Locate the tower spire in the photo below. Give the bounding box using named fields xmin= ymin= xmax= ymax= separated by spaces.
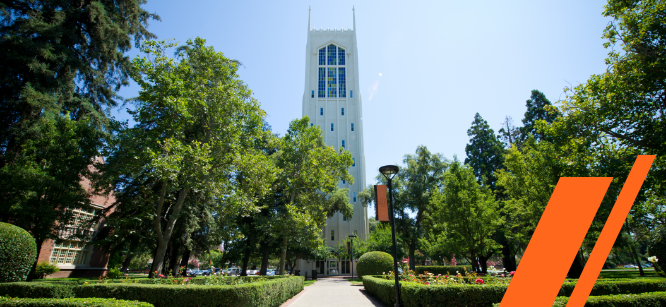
xmin=353 ymin=6 xmax=356 ymax=31
xmin=308 ymin=6 xmax=311 ymax=32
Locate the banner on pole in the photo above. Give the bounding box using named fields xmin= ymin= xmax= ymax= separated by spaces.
xmin=374 ymin=185 xmax=389 ymax=222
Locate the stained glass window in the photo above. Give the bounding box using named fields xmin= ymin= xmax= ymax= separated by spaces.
xmin=338 ymin=48 xmax=345 ymax=65
xmin=353 ymin=158 xmax=356 ymax=166
xmin=327 ymin=44 xmax=337 ymax=65
xmin=350 ymin=90 xmax=353 ymax=98
xmin=341 ymin=108 xmax=344 ymax=115
xmin=338 ymin=67 xmax=346 ymax=97
xmin=319 ymin=48 xmax=326 ymax=65
xmin=331 ymin=123 xmax=334 ymax=131
xmin=327 ymin=68 xmax=337 ymax=98
xmin=318 ymin=68 xmax=325 ymax=98
xmin=353 ymin=192 xmax=357 ymax=202
xmin=342 ymin=140 xmax=345 ymax=149
xmin=320 ymin=108 xmax=323 ymax=115
xmin=351 ymin=123 xmax=354 ymax=131
xmin=311 ymin=90 xmax=314 ymax=98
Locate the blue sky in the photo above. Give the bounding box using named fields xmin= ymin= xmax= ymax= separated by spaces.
xmin=115 ymin=0 xmax=612 ymax=186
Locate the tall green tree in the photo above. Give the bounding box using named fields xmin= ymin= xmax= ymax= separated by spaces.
xmin=519 ymin=90 xmax=559 ymax=142
xmin=427 ymin=160 xmax=502 ymax=273
xmin=465 ymin=112 xmax=504 ymax=190
xmin=109 ymin=38 xmax=276 ymax=276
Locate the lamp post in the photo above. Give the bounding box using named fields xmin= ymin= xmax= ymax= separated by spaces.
xmin=379 ymin=165 xmax=401 ymax=307
xmin=349 ymin=234 xmax=357 ymax=281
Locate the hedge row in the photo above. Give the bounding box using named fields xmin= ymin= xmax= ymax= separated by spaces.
xmin=551 ymin=291 xmax=666 ymax=307
xmin=414 ymin=266 xmax=472 ymax=276
xmin=0 ymin=297 xmax=153 ymax=307
xmin=362 ymin=276 xmax=666 ymax=307
xmin=0 ymin=276 xmax=304 ymax=307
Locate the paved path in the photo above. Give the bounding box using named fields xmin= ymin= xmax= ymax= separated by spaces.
xmin=282 ymin=277 xmax=385 ymax=307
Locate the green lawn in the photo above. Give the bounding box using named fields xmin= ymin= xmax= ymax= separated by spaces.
xmin=304 ymin=280 xmax=317 ymax=287
xmin=599 ymin=268 xmax=662 ymax=279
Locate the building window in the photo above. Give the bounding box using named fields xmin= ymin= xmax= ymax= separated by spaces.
xmin=352 ymin=158 xmax=355 ymax=167
xmin=341 ymin=140 xmax=345 ymax=149
xmin=311 ymin=123 xmax=314 ymax=127
xmin=338 ymin=47 xmax=345 ymax=65
xmin=50 ymin=240 xmax=92 ymax=265
xmin=353 ymin=192 xmax=357 ymax=203
xmin=320 ymin=108 xmax=323 ymax=116
xmin=354 ymin=230 xmax=358 ymax=236
xmin=327 ymin=68 xmax=337 ymax=98
xmin=327 ymin=44 xmax=337 ymax=65
xmin=350 ymin=90 xmax=353 ymax=98
xmin=342 ymin=180 xmax=346 ymax=184
xmin=343 ymin=215 xmax=347 ymax=221
xmin=319 ymin=48 xmax=326 ymax=65
xmin=341 ymin=108 xmax=344 ymax=116
xmin=311 ymin=90 xmax=314 ymax=98
xmin=351 ymin=123 xmax=354 ymax=131
xmin=331 ymin=230 xmax=335 ymax=241
xmin=318 ymin=68 xmax=326 ymax=97
xmin=339 ymin=67 xmax=346 ymax=97
xmin=331 ymin=123 xmax=334 ymax=131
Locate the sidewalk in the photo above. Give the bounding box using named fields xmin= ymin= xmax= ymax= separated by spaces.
xmin=282 ymin=276 xmax=385 ymax=307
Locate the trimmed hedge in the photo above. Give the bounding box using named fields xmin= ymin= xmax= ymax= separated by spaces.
xmin=552 ymin=291 xmax=666 ymax=307
xmin=414 ymin=266 xmax=473 ymax=276
xmin=357 ymin=251 xmax=394 ymax=278
xmin=362 ymin=276 xmax=666 ymax=307
xmin=0 ymin=297 xmax=153 ymax=307
xmin=0 ymin=223 xmax=37 ymax=282
xmin=0 ymin=276 xmax=304 ymax=307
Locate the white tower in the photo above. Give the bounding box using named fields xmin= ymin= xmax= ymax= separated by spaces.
xmin=296 ymin=7 xmax=367 ymax=277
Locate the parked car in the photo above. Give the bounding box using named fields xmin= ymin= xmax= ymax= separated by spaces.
xmin=266 ymin=269 xmax=275 ymax=276
xmin=226 ymin=268 xmax=240 ymax=276
xmin=246 ymin=270 xmax=258 ymax=275
xmin=624 ymin=264 xmax=638 ymax=268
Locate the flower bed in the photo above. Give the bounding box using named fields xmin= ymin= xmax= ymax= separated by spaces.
xmin=414 ymin=266 xmax=473 ymax=276
xmin=362 ymin=275 xmax=666 ymax=307
xmin=0 ymin=297 xmax=153 ymax=307
xmin=0 ymin=276 xmax=304 ymax=307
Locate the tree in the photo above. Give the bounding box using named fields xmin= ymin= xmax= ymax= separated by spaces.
xmin=109 ymin=38 xmax=276 ymax=276
xmin=465 ymin=112 xmax=504 ymax=190
xmin=0 ymin=0 xmax=157 ymax=279
xmin=498 ymin=116 xmax=521 ymax=149
xmin=428 ymin=160 xmax=502 ymax=273
xmin=519 ymin=90 xmax=559 ymax=142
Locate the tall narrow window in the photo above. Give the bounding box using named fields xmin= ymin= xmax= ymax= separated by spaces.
xmin=341 ymin=108 xmax=344 ymax=116
xmin=350 ymin=90 xmax=353 ymax=98
xmin=320 ymin=108 xmax=323 ymax=116
xmin=338 ymin=48 xmax=345 ymax=65
xmin=341 ymin=140 xmax=345 ymax=149
xmin=327 ymin=44 xmax=337 ymax=65
xmin=342 ymin=180 xmax=346 ymax=184
xmin=311 ymin=90 xmax=314 ymax=98
xmin=327 ymin=68 xmax=337 ymax=98
xmin=310 ymin=123 xmax=313 ymax=127
xmin=354 ymin=230 xmax=358 ymax=236
xmin=331 ymin=123 xmax=334 ymax=131
xmin=351 ymin=123 xmax=354 ymax=131
xmin=352 ymin=158 xmax=355 ymax=167
xmin=318 ymin=68 xmax=326 ymax=97
xmin=353 ymin=192 xmax=357 ymax=203
xmin=338 ymin=68 xmax=346 ymax=97
xmin=331 ymin=230 xmax=335 ymax=241
xmin=319 ymin=48 xmax=326 ymax=65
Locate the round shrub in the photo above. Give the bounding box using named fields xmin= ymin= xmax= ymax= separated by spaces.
xmin=356 ymin=251 xmax=394 ymax=278
xmin=0 ymin=222 xmax=37 ymax=282
xmin=36 ymin=261 xmax=60 ymax=279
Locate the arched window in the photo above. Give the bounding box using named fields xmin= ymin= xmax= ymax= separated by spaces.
xmin=338 ymin=48 xmax=345 ymax=65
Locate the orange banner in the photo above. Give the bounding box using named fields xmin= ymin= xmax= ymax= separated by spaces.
xmin=375 ymin=185 xmax=388 ymax=222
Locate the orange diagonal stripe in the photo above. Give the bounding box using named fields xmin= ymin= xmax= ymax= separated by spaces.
xmin=500 ymin=177 xmax=612 ymax=307
xmin=566 ymin=155 xmax=655 ymax=307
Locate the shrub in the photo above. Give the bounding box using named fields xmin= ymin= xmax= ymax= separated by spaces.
xmin=35 ymin=262 xmax=60 ymax=279
xmin=552 ymin=291 xmax=666 ymax=307
xmin=357 ymin=251 xmax=394 ymax=278
xmin=107 ymin=268 xmax=123 ymax=279
xmin=0 ymin=296 xmax=153 ymax=307
xmin=0 ymin=223 xmax=37 ymax=282
xmin=0 ymin=276 xmax=304 ymax=307
xmin=362 ymin=276 xmax=666 ymax=307
xmin=414 ymin=266 xmax=472 ymax=276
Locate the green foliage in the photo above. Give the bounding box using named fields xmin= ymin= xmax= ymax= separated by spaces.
xmin=519 ymin=90 xmax=559 ymax=143
xmin=107 ymin=268 xmax=123 ymax=280
xmin=34 ymin=262 xmax=59 ymax=279
xmin=0 ymin=223 xmax=37 ymax=282
xmin=648 ymin=226 xmax=666 ymax=275
xmin=356 ymin=252 xmax=394 ymax=278
xmin=363 ymin=276 xmax=666 ymax=307
xmin=0 ymin=297 xmax=153 ymax=307
xmin=552 ymin=292 xmax=666 ymax=307
xmin=464 ymin=112 xmax=504 ymax=189
xmin=414 ymin=266 xmax=471 ymax=276
xmin=0 ymin=276 xmax=303 ymax=307
xmin=364 ymin=224 xmax=406 ymax=259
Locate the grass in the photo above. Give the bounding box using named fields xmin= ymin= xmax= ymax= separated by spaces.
xmin=304 ymin=280 xmax=317 ymax=287
xmin=599 ymin=268 xmax=662 ymax=279
xmin=344 ymin=277 xmax=363 ymax=285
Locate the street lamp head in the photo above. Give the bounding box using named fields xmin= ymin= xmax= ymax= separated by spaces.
xmin=379 ymin=165 xmax=399 ymax=180
xmin=348 ymin=234 xmax=357 ymax=238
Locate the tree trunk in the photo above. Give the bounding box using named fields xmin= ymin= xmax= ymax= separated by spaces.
xmin=470 ymin=250 xmax=478 ymax=273
xmin=289 ymin=255 xmax=298 ymax=275
xmin=240 ymin=237 xmax=252 ymax=276
xmin=408 ymin=240 xmax=416 ymax=271
xmin=279 ymin=236 xmax=288 ymax=275
xmin=478 ymin=254 xmax=489 ymax=273
xmin=567 ymin=250 xmax=585 ymax=278
xmin=150 ymin=185 xmax=191 ymax=277
xmin=260 ymin=244 xmax=270 ymax=275
xmin=120 ymin=254 xmax=134 ymax=273
xmin=27 ymin=240 xmax=43 ymax=281
xmin=501 ymin=241 xmax=517 ymax=272
xmin=628 ymin=240 xmax=645 ymax=276
xmin=170 ymin=245 xmax=180 ymax=277
xmin=179 ymin=249 xmax=191 ymax=274
xmin=161 ymin=242 xmax=171 ymax=276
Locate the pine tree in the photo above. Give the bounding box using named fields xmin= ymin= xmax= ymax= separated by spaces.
xmin=519 ymin=90 xmax=559 ymax=142
xmin=464 ymin=113 xmax=504 ymax=190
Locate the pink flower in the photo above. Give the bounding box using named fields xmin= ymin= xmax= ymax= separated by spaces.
xmin=475 ymin=278 xmax=484 ymax=284
xmin=501 ymin=274 xmax=505 ymax=277
xmin=425 ymin=282 xmax=429 ymax=285
xmin=509 ymin=271 xmax=515 ymax=276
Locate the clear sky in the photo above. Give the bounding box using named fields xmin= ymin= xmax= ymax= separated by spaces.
xmin=115 ymin=0 xmax=612 ymax=186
